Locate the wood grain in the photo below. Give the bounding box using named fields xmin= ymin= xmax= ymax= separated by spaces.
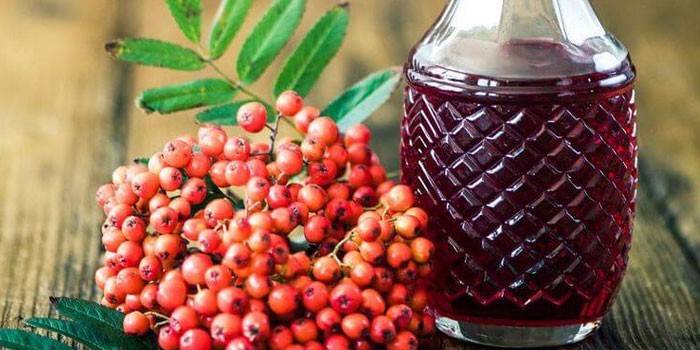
xmin=0 ymin=1 xmax=698 ymax=349
xmin=0 ymin=0 xmax=134 ymax=327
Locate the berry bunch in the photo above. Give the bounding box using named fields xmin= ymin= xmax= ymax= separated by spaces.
xmin=95 ymin=91 xmax=435 ymax=350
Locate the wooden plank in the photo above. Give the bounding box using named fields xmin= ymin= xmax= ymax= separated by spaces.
xmin=592 ymin=0 xmax=700 ymax=260
xmin=0 ymin=0 xmax=134 ymax=327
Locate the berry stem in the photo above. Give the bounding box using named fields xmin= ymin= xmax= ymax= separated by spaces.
xmin=268 ymin=113 xmax=282 ymax=159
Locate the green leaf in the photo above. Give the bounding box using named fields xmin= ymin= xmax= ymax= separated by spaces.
xmin=105 ymin=38 xmax=204 ymax=71
xmin=237 ymin=0 xmax=306 ymax=84
xmin=274 ymin=6 xmax=348 ymax=97
xmin=51 ymin=297 xmax=124 ymax=331
xmin=134 ymin=157 xmax=149 ymax=165
xmin=209 ymin=0 xmax=253 ymax=59
xmin=196 ymin=100 xmax=252 ymax=125
xmin=288 ymin=226 xmax=310 ymax=253
xmin=322 ymin=69 xmax=402 ymax=132
xmin=137 ymin=79 xmax=237 ymax=114
xmin=165 ymin=0 xmax=202 ymax=43
xmin=26 ymin=318 xmax=147 ymax=350
xmin=0 ymin=329 xmax=71 ymax=350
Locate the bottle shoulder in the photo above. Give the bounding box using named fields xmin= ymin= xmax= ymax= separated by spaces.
xmin=405 ymin=48 xmax=636 ymax=102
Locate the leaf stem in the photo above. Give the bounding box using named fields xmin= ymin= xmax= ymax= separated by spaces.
xmin=205 ymin=60 xmax=269 ymax=104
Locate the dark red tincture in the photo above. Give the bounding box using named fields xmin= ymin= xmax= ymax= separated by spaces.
xmin=401 ymin=55 xmax=637 ymax=327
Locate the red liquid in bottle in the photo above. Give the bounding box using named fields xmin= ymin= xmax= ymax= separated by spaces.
xmin=401 ymin=40 xmax=637 ymax=328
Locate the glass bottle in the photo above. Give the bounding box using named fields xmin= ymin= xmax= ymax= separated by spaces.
xmin=400 ymin=0 xmax=637 ymax=347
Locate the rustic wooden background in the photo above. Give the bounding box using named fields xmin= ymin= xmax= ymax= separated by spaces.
xmin=0 ymin=0 xmax=699 ymax=349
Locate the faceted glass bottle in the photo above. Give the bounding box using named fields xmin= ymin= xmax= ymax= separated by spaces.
xmin=400 ymin=0 xmax=637 ymax=347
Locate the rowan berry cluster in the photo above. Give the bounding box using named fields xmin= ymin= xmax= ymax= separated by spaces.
xmin=95 ymin=91 xmax=435 ymax=350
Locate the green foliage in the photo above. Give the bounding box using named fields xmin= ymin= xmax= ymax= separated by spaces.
xmin=165 ymin=0 xmax=202 ymax=43
xmin=196 ymin=100 xmax=253 ymax=125
xmin=274 ymin=6 xmax=349 ymax=97
xmin=237 ymin=0 xmax=306 ymax=84
xmin=0 ymin=329 xmax=71 ymax=350
xmin=25 ymin=318 xmax=148 ymax=350
xmin=51 ymin=297 xmax=124 ymax=331
xmin=209 ymin=0 xmax=253 ymax=59
xmin=138 ymin=79 xmax=237 ymax=114
xmin=105 ymin=38 xmax=204 ymax=71
xmin=323 ymin=69 xmax=402 ymax=131
xmin=103 ymin=0 xmax=399 ymax=124
xmin=0 ymin=297 xmax=157 ymax=350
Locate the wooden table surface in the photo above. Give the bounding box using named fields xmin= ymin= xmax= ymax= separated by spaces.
xmin=0 ymin=1 xmax=699 ymax=349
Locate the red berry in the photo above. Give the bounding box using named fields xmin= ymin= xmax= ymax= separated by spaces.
xmin=163 ymin=139 xmax=192 ymax=168
xmin=199 ymin=127 xmax=227 ymax=156
xmin=123 ymin=311 xmax=150 ymax=336
xmin=301 ymin=281 xmax=328 ymax=313
xmin=170 ymin=305 xmax=199 ymax=333
xmin=387 ymin=330 xmax=418 ymax=350
xmin=193 ymin=289 xmax=218 ymax=316
xmin=410 ymin=237 xmax=434 ymax=263
xmin=347 ymin=143 xmax=372 ymax=166
xmin=340 ymin=313 xmax=369 ymax=340
xmin=312 ymin=256 xmax=340 ymax=283
xmin=116 ymin=241 xmax=144 ymax=268
xmin=157 ymin=279 xmax=187 ymax=311
xmin=244 ymin=273 xmax=271 ymax=299
xmin=370 ymin=315 xmax=397 ymax=344
xmin=315 ymin=307 xmax=341 ymax=333
xmin=268 ymin=326 xmax=294 ymax=350
xmin=307 ymin=117 xmax=338 ymax=146
xmin=276 ymin=91 xmax=304 ymax=116
xmin=241 ymin=311 xmax=270 ymax=342
xmin=186 ymin=152 xmax=212 ymax=178
xmin=224 ymin=137 xmax=251 ymax=161
xmin=210 ymin=160 xmax=229 ymax=187
xmin=204 ymin=198 xmax=235 ymax=227
xmin=237 ymin=102 xmax=268 ymax=133
xmin=267 ymin=284 xmax=299 ymax=315
xmin=349 ymin=262 xmax=375 ymax=287
xmin=360 ymin=288 xmax=386 ymax=317
xmin=304 ymin=215 xmax=332 ymax=244
xmin=158 ymin=326 xmax=181 ymax=350
xmin=297 ymin=185 xmax=327 ymax=212
xmin=386 ymin=304 xmax=413 ymax=330
xmin=246 ymin=176 xmax=271 ymax=202
xmin=226 ymin=337 xmax=254 ymax=350
xmin=386 ymin=242 xmax=412 ymax=268
xmin=329 ymin=282 xmax=362 ymax=315
xmin=267 ymin=185 xmax=292 ymax=209
xmin=344 ymin=124 xmax=372 ymax=146
xmin=276 ymin=149 xmax=304 ymax=176
xmin=180 ymin=328 xmax=212 ymax=350
xmin=225 ymin=160 xmax=251 ymax=186
xmin=116 ymin=267 xmax=145 ymax=294
xmin=290 ymin=318 xmax=318 ymax=344
xmin=154 ymin=234 xmax=183 ymax=262
xmin=211 ymin=313 xmax=243 ymax=346
xmin=181 ymin=178 xmax=208 ymax=205
xmin=357 ymin=218 xmax=381 ymax=242
xmin=159 ymin=167 xmax=183 ymax=192
xmin=181 ymin=253 xmax=214 ymax=286
xmin=293 ymin=107 xmax=320 ymax=133
xmin=205 ymin=264 xmax=233 ymax=292
xmin=217 ymin=287 xmax=249 ymax=315
xmin=121 ymin=216 xmax=146 ymax=242
xmin=198 ymin=229 xmax=222 ymax=253
xmin=386 ymin=185 xmax=415 ymax=212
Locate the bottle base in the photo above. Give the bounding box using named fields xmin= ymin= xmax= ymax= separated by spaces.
xmin=435 ymin=314 xmax=601 ymax=348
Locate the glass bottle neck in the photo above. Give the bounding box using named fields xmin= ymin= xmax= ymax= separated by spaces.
xmin=406 ymin=0 xmax=634 ymax=97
